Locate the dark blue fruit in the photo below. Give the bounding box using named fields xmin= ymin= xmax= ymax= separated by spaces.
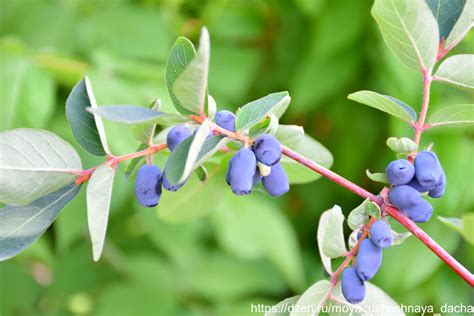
xmin=407 ymin=177 xmax=434 ymax=193
xmin=356 ymin=239 xmax=382 ymax=281
xmin=253 ymin=134 xmax=282 ymax=166
xmin=428 ymin=173 xmax=446 ymax=198
xmin=369 ymin=220 xmax=392 ymax=248
xmin=341 ymin=267 xmax=366 ymax=304
xmin=405 ymin=199 xmax=433 ymax=223
xmin=162 ymin=174 xmax=186 ymax=192
xmin=388 ymin=185 xmax=421 ymax=209
xmin=134 ymin=165 xmax=162 ymax=207
xmin=228 ymin=148 xmax=257 ymax=195
xmin=262 ymin=163 xmax=289 ymax=197
xmin=414 ymin=151 xmax=443 ymax=188
xmin=215 ymin=110 xmax=236 ymax=132
xmin=253 ymin=170 xmax=263 ymax=186
xmin=386 ymin=159 xmax=415 ymax=185
xmin=166 ymin=125 xmax=192 ymax=152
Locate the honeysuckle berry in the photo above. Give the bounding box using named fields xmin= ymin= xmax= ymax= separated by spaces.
xmin=262 ymin=162 xmax=289 ymax=197
xmin=134 ymin=165 xmax=162 ymax=207
xmin=253 ymin=134 xmax=282 ymax=166
xmin=341 ymin=267 xmax=366 ymax=304
xmin=162 ymin=174 xmax=186 ymax=192
xmin=228 ymin=148 xmax=257 ymax=195
xmin=369 ymin=220 xmax=392 ymax=248
xmin=407 ymin=177 xmax=434 ymax=193
xmin=405 ymin=199 xmax=433 ymax=223
xmin=215 ymin=110 xmax=236 ymax=132
xmin=166 ymin=125 xmax=192 ymax=152
xmin=388 ymin=185 xmax=421 ymax=209
xmin=386 ymin=159 xmax=415 ymax=185
xmin=414 ymin=151 xmax=443 ymax=188
xmin=428 ymin=173 xmax=446 ymax=198
xmin=356 ymin=239 xmax=382 ymax=281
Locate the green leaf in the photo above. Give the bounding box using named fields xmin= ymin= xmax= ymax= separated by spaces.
xmin=86 ymin=164 xmax=116 ymax=261
xmin=124 ymin=144 xmax=148 ymax=180
xmin=386 ymin=137 xmax=418 ymax=153
xmin=444 ymin=0 xmax=473 ymax=48
xmin=132 ymin=100 xmax=161 ymax=144
xmin=275 ymin=125 xmax=305 ymax=148
xmin=194 ymin=165 xmax=208 ymax=182
xmin=391 ymin=230 xmax=412 ymax=246
xmin=347 ymin=199 xmax=370 ymax=230
xmin=366 ymin=170 xmax=389 ymax=184
xmin=372 ymin=0 xmax=439 ymax=71
xmin=0 ymin=183 xmax=81 ymax=261
xmin=434 ymin=54 xmax=474 ymax=89
xmin=367 ymin=202 xmax=382 ymax=219
xmin=290 ymin=280 xmax=331 ymax=316
xmin=0 ymin=128 xmax=82 ymax=206
xmin=173 ymin=28 xmax=210 ymax=115
xmin=280 ymin=135 xmax=333 ymax=184
xmin=194 ymin=135 xmax=229 ymax=166
xmin=438 ymin=214 xmax=474 ymax=245
xmin=248 ymin=114 xmax=279 ymax=139
xmin=88 ymin=105 xmax=190 ymax=125
xmin=319 ymin=205 xmax=347 ymax=259
xmin=235 ymin=92 xmax=291 ymax=131
xmin=348 ymin=91 xmax=416 ymax=122
xmin=66 ymin=77 xmax=110 ymax=156
xmin=266 ymin=296 xmax=301 ymax=316
xmin=426 ymin=0 xmax=466 ymax=41
xmin=428 ymin=104 xmax=474 ymax=128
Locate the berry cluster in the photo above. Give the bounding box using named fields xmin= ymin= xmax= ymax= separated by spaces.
xmin=341 ymin=219 xmax=392 ymax=304
xmin=387 ymin=151 xmax=446 ymax=223
xmin=134 ymin=110 xmax=289 ymax=207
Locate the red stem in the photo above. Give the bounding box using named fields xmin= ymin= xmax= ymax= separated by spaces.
xmin=413 ymin=70 xmax=432 ymax=146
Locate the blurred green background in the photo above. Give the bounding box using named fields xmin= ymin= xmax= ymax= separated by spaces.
xmin=1 ymin=0 xmax=473 ymax=315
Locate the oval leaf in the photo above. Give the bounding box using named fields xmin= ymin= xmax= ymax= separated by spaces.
xmin=434 ymin=54 xmax=474 ymax=89
xmin=290 ymin=280 xmax=332 ymax=316
xmin=426 ymin=0 xmax=466 ymax=41
xmin=320 ymin=205 xmax=347 ymax=258
xmin=372 ymin=0 xmax=439 ymax=71
xmin=0 ymin=183 xmax=81 ymax=261
xmin=87 ymin=164 xmax=116 ymax=261
xmin=428 ymin=104 xmax=474 ymax=127
xmin=386 ymin=137 xmax=418 ymax=153
xmin=444 ymin=0 xmax=473 ymax=48
xmin=366 ymin=170 xmax=389 ymax=184
xmin=348 ymin=199 xmax=370 ymax=230
xmin=0 ymin=128 xmax=82 ymax=206
xmin=66 ymin=77 xmax=109 ymax=156
xmin=275 ymin=125 xmax=305 ymax=148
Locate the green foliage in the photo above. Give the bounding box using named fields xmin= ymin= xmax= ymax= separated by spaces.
xmin=435 ymin=54 xmax=474 ymax=88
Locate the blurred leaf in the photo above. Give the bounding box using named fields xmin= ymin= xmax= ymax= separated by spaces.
xmin=265 ymin=295 xmax=300 ymax=316
xmin=194 ymin=135 xmax=229 ymax=166
xmin=426 ymin=0 xmax=466 ymax=41
xmin=235 ymin=92 xmax=290 ymax=131
xmin=386 ymin=137 xmax=418 ymax=154
xmin=124 ymin=144 xmax=148 ymax=180
xmin=275 ymin=125 xmax=305 ymax=148
xmin=194 ymin=165 xmax=208 ymax=182
xmin=438 ymin=214 xmax=474 ymax=245
xmin=391 ymin=230 xmax=412 ymax=246
xmin=0 ymin=183 xmax=80 ymax=261
xmin=434 ymin=54 xmax=474 ymax=88
xmin=290 ymin=280 xmax=331 ymax=316
xmin=428 ymin=103 xmax=474 ymax=127
xmin=248 ymin=114 xmax=279 ymax=139
xmin=0 ymin=128 xmax=81 ymax=206
xmin=66 ymin=77 xmax=109 ymax=156
xmin=348 ymin=91 xmax=416 ymax=122
xmin=347 ymin=199 xmax=370 ymax=230
xmin=366 ymin=170 xmax=389 ymax=184
xmin=86 ymin=164 xmax=115 ymax=261
xmin=372 ymin=0 xmax=438 ymax=71
xmin=319 ymin=205 xmax=347 ymax=258
xmin=444 ymin=0 xmax=473 ymax=48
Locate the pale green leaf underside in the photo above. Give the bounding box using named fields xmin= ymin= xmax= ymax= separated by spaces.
xmin=372 ymin=0 xmax=439 ymax=71
xmin=366 ymin=170 xmax=389 ymax=184
xmin=87 ymin=164 xmax=116 ymax=261
xmin=289 ymin=280 xmax=331 ymax=316
xmin=428 ymin=104 xmax=474 ymax=127
xmin=0 ymin=128 xmax=82 ymax=206
xmin=275 ymin=125 xmax=305 ymax=148
xmin=88 ymin=105 xmax=189 ymax=125
xmin=318 ymin=205 xmax=347 ymax=269
xmin=265 ymin=296 xmax=301 ymax=316
xmin=348 ymin=199 xmax=370 ymax=230
xmin=435 ymin=54 xmax=474 ymax=88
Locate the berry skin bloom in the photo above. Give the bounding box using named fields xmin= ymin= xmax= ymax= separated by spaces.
xmin=134 ymin=165 xmax=163 ymax=207
xmin=356 ymin=239 xmax=382 ymax=281
xmin=414 ymin=151 xmax=443 ymax=188
xmin=386 ymin=159 xmax=415 ymax=185
xmin=215 ymin=110 xmax=236 ymax=132
xmin=262 ymin=162 xmax=289 ymax=197
xmin=253 ymin=134 xmax=282 ymax=166
xmin=405 ymin=199 xmax=433 ymax=223
xmin=388 ymin=185 xmax=421 ymax=209
xmin=227 ymin=148 xmax=257 ymax=195
xmin=369 ymin=220 xmax=392 ymax=248
xmin=341 ymin=267 xmax=366 ymax=304
xmin=166 ymin=125 xmax=192 ymax=152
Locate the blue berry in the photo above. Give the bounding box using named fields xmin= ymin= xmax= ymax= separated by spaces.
xmin=414 ymin=151 xmax=443 ymax=188
xmin=262 ymin=163 xmax=289 ymax=197
xmin=428 ymin=173 xmax=446 ymax=198
xmin=134 ymin=165 xmax=162 ymax=207
xmin=405 ymin=199 xmax=433 ymax=223
xmin=215 ymin=110 xmax=236 ymax=132
xmin=341 ymin=267 xmax=366 ymax=304
xmin=162 ymin=174 xmax=186 ymax=192
xmin=253 ymin=134 xmax=282 ymax=166
xmin=356 ymin=239 xmax=382 ymax=281
xmin=369 ymin=220 xmax=392 ymax=248
xmin=166 ymin=125 xmax=192 ymax=152
xmin=388 ymin=185 xmax=421 ymax=209
xmin=386 ymin=159 xmax=415 ymax=185
xmin=228 ymin=148 xmax=257 ymax=195
xmin=407 ymin=177 xmax=434 ymax=193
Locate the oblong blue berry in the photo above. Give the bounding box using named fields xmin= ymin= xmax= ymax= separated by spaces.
xmin=356 ymin=239 xmax=382 ymax=281
xmin=341 ymin=267 xmax=365 ymax=304
xmin=414 ymin=151 xmax=443 ymax=188
xmin=166 ymin=125 xmax=192 ymax=152
xmin=386 ymin=159 xmax=415 ymax=185
xmin=405 ymin=199 xmax=433 ymax=223
xmin=369 ymin=220 xmax=392 ymax=248
xmin=262 ymin=163 xmax=289 ymax=197
xmin=162 ymin=174 xmax=186 ymax=192
xmin=388 ymin=185 xmax=421 ymax=209
xmin=253 ymin=134 xmax=282 ymax=166
xmin=428 ymin=171 xmax=446 ymax=198
xmin=134 ymin=165 xmax=162 ymax=207
xmin=407 ymin=177 xmax=434 ymax=193
xmin=228 ymin=148 xmax=257 ymax=195
xmin=215 ymin=110 xmax=236 ymax=132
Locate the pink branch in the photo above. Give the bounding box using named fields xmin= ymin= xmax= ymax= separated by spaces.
xmin=413 ymin=70 xmax=432 ymax=146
